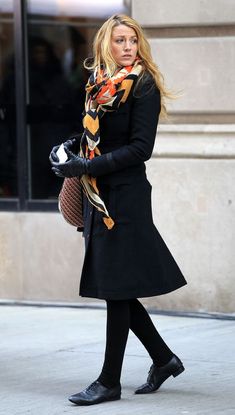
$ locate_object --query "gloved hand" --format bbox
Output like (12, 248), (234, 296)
(49, 138), (78, 164)
(51, 148), (91, 178)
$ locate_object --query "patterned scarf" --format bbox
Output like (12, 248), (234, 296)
(80, 59), (142, 230)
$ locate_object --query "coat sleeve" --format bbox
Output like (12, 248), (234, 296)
(88, 79), (161, 177)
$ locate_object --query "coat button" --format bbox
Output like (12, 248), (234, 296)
(89, 211), (92, 216)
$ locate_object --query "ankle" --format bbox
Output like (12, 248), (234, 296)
(153, 353), (175, 368)
(97, 375), (120, 389)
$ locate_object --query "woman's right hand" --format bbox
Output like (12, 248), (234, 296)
(49, 144), (60, 164)
(49, 138), (78, 165)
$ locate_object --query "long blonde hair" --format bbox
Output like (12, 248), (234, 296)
(84, 14), (174, 118)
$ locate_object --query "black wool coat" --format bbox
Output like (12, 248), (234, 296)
(79, 74), (187, 300)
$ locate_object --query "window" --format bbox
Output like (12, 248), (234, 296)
(0, 0), (128, 210)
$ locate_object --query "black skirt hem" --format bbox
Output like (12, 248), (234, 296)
(79, 280), (187, 301)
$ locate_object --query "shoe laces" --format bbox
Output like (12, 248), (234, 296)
(85, 381), (99, 392)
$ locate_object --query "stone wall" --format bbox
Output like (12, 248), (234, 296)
(0, 0), (235, 312)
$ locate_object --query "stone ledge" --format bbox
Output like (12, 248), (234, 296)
(144, 25), (235, 39)
(0, 300), (235, 320)
(153, 124), (235, 158)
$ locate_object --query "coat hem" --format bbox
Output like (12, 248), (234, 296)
(79, 280), (187, 301)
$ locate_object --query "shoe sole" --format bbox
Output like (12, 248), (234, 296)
(69, 395), (121, 406)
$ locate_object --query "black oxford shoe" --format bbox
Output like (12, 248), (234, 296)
(135, 355), (185, 394)
(68, 380), (121, 406)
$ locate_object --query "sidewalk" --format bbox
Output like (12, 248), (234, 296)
(0, 305), (235, 415)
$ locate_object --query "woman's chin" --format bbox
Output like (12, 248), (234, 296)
(117, 59), (135, 67)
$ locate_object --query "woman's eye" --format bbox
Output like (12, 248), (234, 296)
(115, 39), (137, 44)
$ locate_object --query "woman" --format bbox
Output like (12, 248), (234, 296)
(50, 14), (187, 406)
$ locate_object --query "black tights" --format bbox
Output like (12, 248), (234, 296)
(97, 299), (174, 388)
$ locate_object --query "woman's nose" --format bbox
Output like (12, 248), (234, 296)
(124, 42), (131, 50)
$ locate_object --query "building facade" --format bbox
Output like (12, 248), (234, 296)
(0, 0), (235, 312)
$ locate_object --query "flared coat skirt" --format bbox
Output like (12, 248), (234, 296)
(79, 167), (187, 300)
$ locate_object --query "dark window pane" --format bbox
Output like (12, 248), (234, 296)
(0, 1), (17, 198)
(27, 27), (87, 199)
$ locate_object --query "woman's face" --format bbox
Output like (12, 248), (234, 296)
(110, 24), (138, 67)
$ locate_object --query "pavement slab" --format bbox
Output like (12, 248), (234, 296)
(0, 305), (235, 415)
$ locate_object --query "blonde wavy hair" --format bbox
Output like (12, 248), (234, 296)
(84, 14), (174, 118)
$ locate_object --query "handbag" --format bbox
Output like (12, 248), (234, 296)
(58, 176), (84, 230)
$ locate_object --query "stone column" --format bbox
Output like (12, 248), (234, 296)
(132, 0), (235, 312)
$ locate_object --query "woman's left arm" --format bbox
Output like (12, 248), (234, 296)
(88, 81), (161, 176)
(51, 80), (161, 178)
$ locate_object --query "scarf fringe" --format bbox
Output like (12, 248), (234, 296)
(103, 216), (115, 230)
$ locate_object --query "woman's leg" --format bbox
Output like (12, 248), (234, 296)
(97, 299), (130, 388)
(129, 299), (184, 394)
(129, 299), (174, 366)
(68, 300), (129, 405)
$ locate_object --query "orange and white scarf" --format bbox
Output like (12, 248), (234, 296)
(80, 60), (142, 230)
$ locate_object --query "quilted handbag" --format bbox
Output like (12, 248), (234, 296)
(58, 176), (84, 230)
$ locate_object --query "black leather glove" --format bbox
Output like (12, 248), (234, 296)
(49, 138), (78, 164)
(51, 148), (91, 178)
